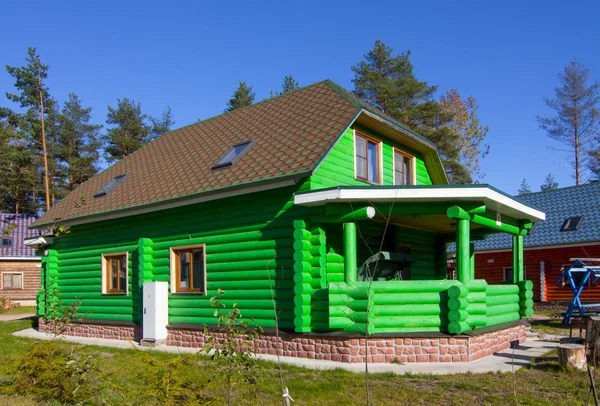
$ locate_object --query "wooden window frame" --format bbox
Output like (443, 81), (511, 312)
(393, 148), (416, 186)
(101, 252), (129, 295)
(354, 131), (382, 185)
(1, 272), (23, 290)
(170, 244), (207, 295)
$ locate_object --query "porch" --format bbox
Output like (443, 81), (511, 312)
(295, 185), (546, 335)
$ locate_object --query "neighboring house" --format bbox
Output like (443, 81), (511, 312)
(29, 80), (544, 363)
(0, 213), (41, 305)
(472, 182), (600, 302)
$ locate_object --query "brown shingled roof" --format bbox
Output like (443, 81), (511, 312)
(33, 80), (436, 228)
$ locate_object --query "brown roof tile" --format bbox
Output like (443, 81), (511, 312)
(34, 80), (367, 227)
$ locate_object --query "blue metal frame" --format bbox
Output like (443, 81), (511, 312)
(557, 259), (600, 324)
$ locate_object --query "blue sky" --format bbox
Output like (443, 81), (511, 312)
(1, 0), (599, 194)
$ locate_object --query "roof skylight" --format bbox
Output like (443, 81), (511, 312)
(212, 141), (253, 170)
(94, 174), (129, 198)
(560, 215), (583, 232)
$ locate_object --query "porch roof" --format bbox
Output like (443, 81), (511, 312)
(294, 185), (546, 223)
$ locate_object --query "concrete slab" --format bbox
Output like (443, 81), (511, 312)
(12, 328), (560, 375)
(0, 313), (36, 322)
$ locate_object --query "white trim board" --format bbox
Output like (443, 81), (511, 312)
(294, 187), (545, 222)
(0, 257), (41, 261)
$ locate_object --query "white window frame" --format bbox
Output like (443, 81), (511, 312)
(353, 129), (383, 185)
(392, 148), (416, 186)
(101, 252), (129, 295)
(1, 272), (23, 290)
(170, 244), (207, 295)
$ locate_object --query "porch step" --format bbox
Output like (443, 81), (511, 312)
(524, 324), (540, 338)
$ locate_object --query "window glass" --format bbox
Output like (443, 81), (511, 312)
(355, 133), (380, 183)
(367, 142), (378, 182)
(212, 141), (253, 169)
(173, 246), (205, 293)
(104, 254), (127, 294)
(394, 150), (414, 185)
(2, 273), (22, 289)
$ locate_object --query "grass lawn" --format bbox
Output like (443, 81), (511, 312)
(0, 306), (36, 316)
(0, 319), (594, 405)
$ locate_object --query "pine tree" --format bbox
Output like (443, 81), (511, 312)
(537, 60), (600, 185)
(2, 47), (56, 211)
(57, 93), (102, 193)
(351, 40), (470, 183)
(150, 106), (175, 137)
(518, 179), (532, 195)
(104, 98), (152, 162)
(540, 173), (559, 192)
(225, 81), (255, 112)
(281, 76), (299, 94)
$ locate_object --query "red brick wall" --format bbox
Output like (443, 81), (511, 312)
(0, 259), (41, 301)
(475, 244), (600, 302)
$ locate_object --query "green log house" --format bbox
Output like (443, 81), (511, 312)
(30, 80), (545, 362)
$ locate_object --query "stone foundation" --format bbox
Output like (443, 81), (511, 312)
(38, 319), (142, 341)
(38, 319), (525, 363)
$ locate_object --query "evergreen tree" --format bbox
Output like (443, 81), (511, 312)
(518, 179), (532, 195)
(537, 60), (600, 185)
(540, 173), (559, 192)
(589, 148), (600, 180)
(440, 89), (490, 181)
(225, 81), (255, 112)
(281, 76), (299, 94)
(57, 93), (102, 193)
(0, 119), (38, 213)
(2, 47), (56, 211)
(351, 40), (470, 183)
(150, 106), (175, 137)
(104, 98), (152, 162)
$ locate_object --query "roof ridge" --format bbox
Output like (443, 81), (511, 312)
(516, 181), (600, 198)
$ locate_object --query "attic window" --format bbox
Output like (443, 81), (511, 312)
(1, 237), (12, 247)
(94, 174), (129, 198)
(212, 141), (253, 170)
(560, 216), (583, 232)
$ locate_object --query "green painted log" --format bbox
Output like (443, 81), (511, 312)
(486, 313), (520, 326)
(486, 303), (520, 317)
(293, 273), (312, 284)
(294, 305), (311, 317)
(372, 304), (444, 316)
(207, 259), (295, 272)
(486, 295), (520, 306)
(206, 280), (294, 290)
(58, 270), (101, 279)
(343, 222), (357, 283)
(466, 303), (487, 315)
(58, 278), (103, 286)
(448, 285), (468, 299)
(207, 248), (294, 263)
(448, 310), (469, 322)
(293, 250), (312, 263)
(519, 299), (534, 308)
(466, 292), (486, 304)
(519, 290), (534, 300)
(153, 275), (170, 282)
(150, 227), (293, 250)
(465, 280), (488, 292)
(169, 298), (294, 310)
(293, 283), (313, 295)
(207, 269), (294, 282)
(471, 214), (527, 236)
(486, 285), (519, 295)
(77, 306), (136, 314)
(448, 321), (470, 334)
(58, 285), (101, 293)
(448, 298), (469, 310)
(467, 314), (487, 327)
(169, 308), (294, 319)
(58, 245), (138, 260)
(64, 299), (134, 307)
(309, 255), (326, 268)
(293, 262), (312, 274)
(520, 308), (535, 317)
(374, 316), (446, 329)
(58, 257), (106, 267)
(367, 281), (458, 294)
(168, 316), (295, 329)
(81, 314), (135, 321)
(373, 293), (443, 305)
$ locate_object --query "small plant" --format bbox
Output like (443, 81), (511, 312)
(202, 289), (264, 405)
(3, 341), (102, 404)
(131, 349), (210, 405)
(41, 281), (82, 336)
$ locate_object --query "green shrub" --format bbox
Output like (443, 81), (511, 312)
(3, 340), (101, 404)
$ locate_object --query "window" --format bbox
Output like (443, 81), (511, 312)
(212, 141), (254, 170)
(102, 253), (128, 294)
(1, 237), (12, 247)
(503, 267), (527, 283)
(560, 216), (583, 232)
(170, 245), (206, 294)
(2, 273), (22, 289)
(94, 174), (129, 198)
(355, 132), (381, 183)
(393, 149), (415, 185)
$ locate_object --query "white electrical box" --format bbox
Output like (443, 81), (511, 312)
(142, 281), (169, 343)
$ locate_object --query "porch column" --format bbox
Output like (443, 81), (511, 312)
(512, 235), (524, 282)
(447, 206), (472, 284)
(344, 222), (357, 284)
(470, 242), (475, 281)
